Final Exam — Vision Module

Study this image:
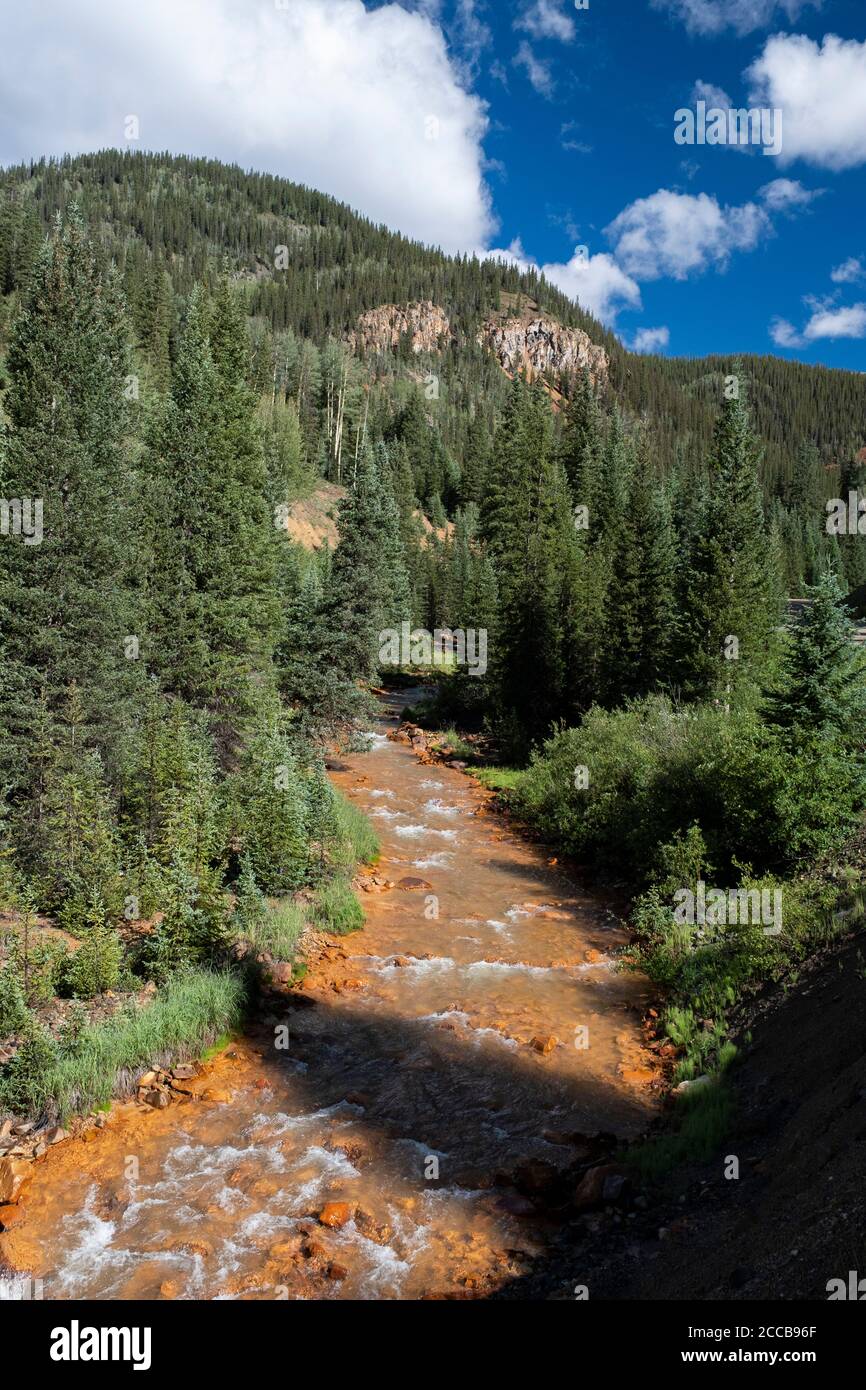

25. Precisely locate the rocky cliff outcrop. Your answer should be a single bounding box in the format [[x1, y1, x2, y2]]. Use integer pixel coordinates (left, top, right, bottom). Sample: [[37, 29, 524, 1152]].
[[345, 301, 452, 357], [479, 311, 608, 389], [344, 298, 608, 394]]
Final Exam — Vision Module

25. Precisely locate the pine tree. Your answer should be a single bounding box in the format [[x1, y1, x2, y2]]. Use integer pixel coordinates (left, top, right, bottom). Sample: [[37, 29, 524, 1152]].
[[319, 448, 410, 683], [677, 382, 781, 700], [0, 208, 139, 840], [145, 282, 281, 746], [764, 567, 866, 742]]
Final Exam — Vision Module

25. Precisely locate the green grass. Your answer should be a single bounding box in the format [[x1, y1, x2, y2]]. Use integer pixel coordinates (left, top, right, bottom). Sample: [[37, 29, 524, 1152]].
[[245, 899, 306, 961], [430, 726, 475, 759], [329, 790, 380, 870], [7, 968, 248, 1123], [472, 765, 523, 794], [628, 1075, 734, 1179], [311, 874, 365, 935]]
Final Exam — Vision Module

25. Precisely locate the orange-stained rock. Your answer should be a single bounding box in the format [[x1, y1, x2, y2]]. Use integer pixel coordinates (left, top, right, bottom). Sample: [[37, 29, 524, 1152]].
[[318, 1201, 353, 1229], [619, 1064, 656, 1086], [530, 1035, 557, 1056], [0, 1157, 32, 1205], [0, 1202, 27, 1230]]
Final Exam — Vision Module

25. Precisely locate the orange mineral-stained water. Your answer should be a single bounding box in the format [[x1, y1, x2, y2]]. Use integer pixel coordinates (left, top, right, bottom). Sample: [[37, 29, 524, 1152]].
[[1, 693, 657, 1300]]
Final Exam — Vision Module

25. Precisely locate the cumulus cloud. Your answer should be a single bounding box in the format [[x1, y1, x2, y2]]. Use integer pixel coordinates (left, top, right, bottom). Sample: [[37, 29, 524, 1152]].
[[692, 79, 734, 109], [541, 250, 643, 323], [652, 0, 821, 37], [480, 240, 642, 326], [0, 0, 494, 254], [606, 189, 771, 282], [632, 326, 671, 353], [513, 40, 555, 97], [758, 178, 823, 213], [515, 1, 576, 43], [770, 300, 866, 347], [746, 33, 866, 172], [831, 257, 865, 285]]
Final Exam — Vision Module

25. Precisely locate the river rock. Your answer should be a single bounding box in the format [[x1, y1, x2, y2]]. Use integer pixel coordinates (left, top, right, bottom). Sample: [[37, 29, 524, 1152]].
[[673, 1075, 711, 1095], [318, 1201, 353, 1229], [397, 877, 433, 892], [0, 1202, 27, 1230], [573, 1163, 629, 1212], [0, 1157, 32, 1204], [144, 1087, 170, 1109], [531, 1034, 558, 1055]]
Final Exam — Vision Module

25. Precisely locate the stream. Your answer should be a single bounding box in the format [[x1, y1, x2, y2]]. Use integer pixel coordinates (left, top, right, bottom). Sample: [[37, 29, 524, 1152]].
[[2, 692, 656, 1300]]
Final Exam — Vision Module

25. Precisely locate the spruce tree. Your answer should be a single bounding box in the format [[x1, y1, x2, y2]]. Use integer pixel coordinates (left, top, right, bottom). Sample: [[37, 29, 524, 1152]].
[[677, 383, 780, 700], [0, 208, 138, 843], [764, 567, 866, 742]]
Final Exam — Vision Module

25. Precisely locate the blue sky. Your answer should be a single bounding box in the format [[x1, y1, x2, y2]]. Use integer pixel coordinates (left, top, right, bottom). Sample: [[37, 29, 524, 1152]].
[[1, 0, 864, 368], [399, 0, 866, 367]]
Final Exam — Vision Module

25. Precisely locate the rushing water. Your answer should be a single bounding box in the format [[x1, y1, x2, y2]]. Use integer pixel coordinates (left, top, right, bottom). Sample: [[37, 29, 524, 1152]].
[[4, 693, 656, 1300]]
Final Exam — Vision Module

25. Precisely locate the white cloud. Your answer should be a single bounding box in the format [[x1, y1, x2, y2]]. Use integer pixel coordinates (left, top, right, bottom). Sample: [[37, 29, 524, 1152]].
[[758, 178, 822, 212], [692, 79, 734, 110], [802, 300, 866, 340], [515, 1, 576, 43], [652, 0, 821, 37], [561, 121, 592, 154], [769, 317, 805, 348], [770, 300, 866, 347], [0, 0, 494, 254], [479, 240, 642, 326], [746, 33, 866, 172], [606, 189, 771, 281], [513, 40, 555, 97], [831, 257, 865, 285], [542, 250, 643, 323], [632, 326, 671, 353]]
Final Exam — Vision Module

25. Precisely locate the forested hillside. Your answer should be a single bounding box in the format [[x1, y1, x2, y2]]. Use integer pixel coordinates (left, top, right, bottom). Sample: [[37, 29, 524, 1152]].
[[1, 151, 864, 498]]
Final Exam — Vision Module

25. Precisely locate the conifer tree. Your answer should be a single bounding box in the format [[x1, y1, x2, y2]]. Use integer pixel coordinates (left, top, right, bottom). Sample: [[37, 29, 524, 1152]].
[[764, 567, 866, 742], [145, 282, 281, 744], [0, 208, 138, 835], [677, 383, 780, 700]]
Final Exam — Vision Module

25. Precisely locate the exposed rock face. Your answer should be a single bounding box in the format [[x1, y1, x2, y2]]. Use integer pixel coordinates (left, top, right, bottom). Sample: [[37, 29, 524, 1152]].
[[344, 298, 608, 393], [345, 300, 451, 356], [480, 312, 608, 388]]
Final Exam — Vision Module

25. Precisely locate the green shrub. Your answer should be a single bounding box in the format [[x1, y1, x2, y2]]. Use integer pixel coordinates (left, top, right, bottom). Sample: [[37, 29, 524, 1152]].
[[0, 964, 28, 1036], [0, 1017, 59, 1117], [230, 856, 269, 935], [514, 697, 864, 887], [142, 861, 230, 985], [57, 913, 124, 999]]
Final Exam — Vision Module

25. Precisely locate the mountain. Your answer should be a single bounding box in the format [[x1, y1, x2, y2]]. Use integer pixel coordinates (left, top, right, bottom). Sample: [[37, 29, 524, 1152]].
[[1, 150, 864, 499]]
